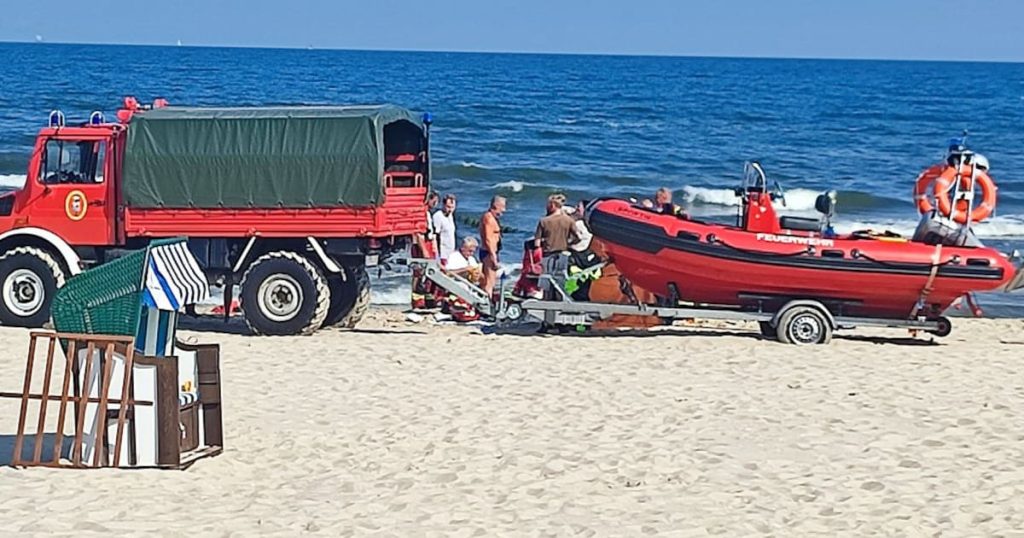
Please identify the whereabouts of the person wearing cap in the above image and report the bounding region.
[563,199,593,252]
[534,193,580,257]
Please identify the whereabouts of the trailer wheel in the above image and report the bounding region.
[323,265,371,329]
[928,316,953,338]
[0,247,66,328]
[504,302,524,322]
[240,251,330,336]
[777,306,832,345]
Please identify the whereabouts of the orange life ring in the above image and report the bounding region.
[913,164,944,214]
[933,164,997,224]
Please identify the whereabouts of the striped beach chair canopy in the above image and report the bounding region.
[143,241,210,311]
[52,238,210,338]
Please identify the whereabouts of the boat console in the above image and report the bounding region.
[735,161,837,236]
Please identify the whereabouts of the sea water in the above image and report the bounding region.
[1,43,1022,313]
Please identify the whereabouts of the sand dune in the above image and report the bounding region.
[2,312,1024,536]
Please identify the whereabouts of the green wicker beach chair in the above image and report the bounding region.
[36,238,221,469]
[52,238,209,354]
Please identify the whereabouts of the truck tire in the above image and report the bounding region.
[240,251,330,336]
[0,247,66,328]
[323,265,371,329]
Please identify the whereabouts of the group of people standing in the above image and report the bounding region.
[419,191,507,291]
[413,186,673,309]
[412,191,507,309]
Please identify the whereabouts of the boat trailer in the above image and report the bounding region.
[400,258,962,345]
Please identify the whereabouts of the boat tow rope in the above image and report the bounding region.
[709,237,810,258]
[909,244,943,319]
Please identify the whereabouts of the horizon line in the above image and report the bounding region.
[2,39,1023,65]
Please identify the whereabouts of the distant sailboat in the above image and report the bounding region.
[177,39,183,47]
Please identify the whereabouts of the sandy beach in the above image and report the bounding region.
[2,311,1024,536]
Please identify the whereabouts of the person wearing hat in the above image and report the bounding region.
[534,193,579,257]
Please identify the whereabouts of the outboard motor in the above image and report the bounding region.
[912,213,983,247]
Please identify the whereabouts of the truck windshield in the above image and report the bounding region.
[41,139,105,185]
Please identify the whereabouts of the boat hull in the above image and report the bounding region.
[588,200,1014,319]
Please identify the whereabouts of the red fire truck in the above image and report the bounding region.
[0,97,430,335]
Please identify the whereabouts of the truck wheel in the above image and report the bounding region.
[0,247,66,328]
[240,251,330,336]
[323,265,371,329]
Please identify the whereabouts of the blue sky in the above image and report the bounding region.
[2,0,1023,61]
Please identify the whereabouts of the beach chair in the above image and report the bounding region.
[2,239,223,469]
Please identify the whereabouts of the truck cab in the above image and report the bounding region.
[1,114,121,247]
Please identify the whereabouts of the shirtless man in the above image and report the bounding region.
[479,195,506,297]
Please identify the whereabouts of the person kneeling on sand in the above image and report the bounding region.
[440,236,484,322]
[447,236,481,282]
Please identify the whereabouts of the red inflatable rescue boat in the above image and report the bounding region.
[587,162,1022,321]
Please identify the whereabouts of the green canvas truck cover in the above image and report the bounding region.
[122,105,423,209]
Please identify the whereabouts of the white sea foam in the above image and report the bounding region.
[0,174,26,189]
[372,282,414,305]
[492,180,531,193]
[834,215,1024,238]
[681,185,822,211]
[460,161,489,169]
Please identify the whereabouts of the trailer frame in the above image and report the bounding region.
[404,258,950,345]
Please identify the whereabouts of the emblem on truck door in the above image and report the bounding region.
[65,190,88,221]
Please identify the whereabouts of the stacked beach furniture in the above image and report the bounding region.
[2,239,223,469]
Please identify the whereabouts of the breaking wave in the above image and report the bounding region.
[681,185,824,211]
[0,174,26,189]
[490,180,565,194]
[680,185,899,212]
[491,180,531,193]
[834,215,1024,238]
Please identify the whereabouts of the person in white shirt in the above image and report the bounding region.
[447,236,480,272]
[432,194,457,262]
[564,200,593,252]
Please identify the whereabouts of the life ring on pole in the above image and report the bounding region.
[913,164,944,214]
[933,165,997,224]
